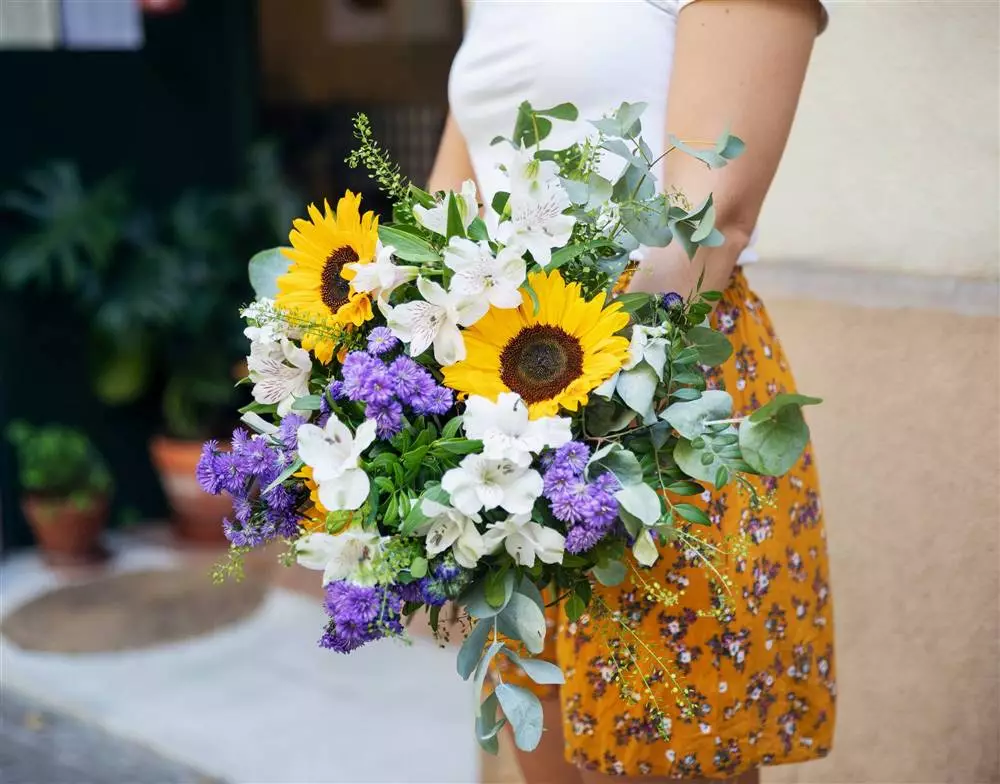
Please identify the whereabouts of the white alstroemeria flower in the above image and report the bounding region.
[346,243,418,300]
[416,500,487,569]
[296,414,376,511]
[441,454,543,516]
[482,513,565,568]
[462,392,571,467]
[623,324,670,379]
[444,238,526,309]
[295,528,385,586]
[242,298,284,345]
[385,277,488,366]
[507,146,560,197]
[247,338,312,416]
[413,179,478,236]
[496,178,576,268]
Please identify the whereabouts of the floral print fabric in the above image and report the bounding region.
[505,269,837,779]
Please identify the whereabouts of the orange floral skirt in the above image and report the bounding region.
[502,269,837,778]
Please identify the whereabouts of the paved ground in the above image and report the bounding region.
[1,689,222,784]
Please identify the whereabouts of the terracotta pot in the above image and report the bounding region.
[149,436,231,546]
[21,494,110,566]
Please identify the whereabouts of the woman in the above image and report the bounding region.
[428,1,835,782]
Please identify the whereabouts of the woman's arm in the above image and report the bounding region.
[628,0,823,297]
[427,113,477,194]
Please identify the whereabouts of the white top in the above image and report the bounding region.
[449,0,828,265]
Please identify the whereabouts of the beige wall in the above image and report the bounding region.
[759,1,1000,280]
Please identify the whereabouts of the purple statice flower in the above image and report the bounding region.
[214,452,249,496]
[412,385,453,416]
[566,524,607,554]
[592,471,620,494]
[230,427,251,454]
[388,356,435,403]
[662,291,684,311]
[277,413,306,452]
[237,437,277,477]
[196,440,224,495]
[554,441,590,475]
[367,327,399,356]
[543,463,578,500]
[366,398,404,439]
[341,351,382,401]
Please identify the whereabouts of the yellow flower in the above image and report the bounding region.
[295,465,355,534]
[443,269,630,418]
[276,191,378,363]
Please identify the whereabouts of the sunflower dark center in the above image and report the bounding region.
[499,325,584,404]
[321,246,360,312]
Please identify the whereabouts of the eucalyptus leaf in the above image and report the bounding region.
[565,594,586,622]
[496,592,547,655]
[615,482,664,525]
[686,326,733,367]
[632,529,659,566]
[377,225,439,262]
[463,572,516,619]
[592,560,627,586]
[674,503,711,525]
[588,445,643,486]
[495,683,544,752]
[749,393,823,423]
[674,437,727,486]
[613,292,655,314]
[621,199,673,246]
[501,648,566,684]
[537,102,579,121]
[616,364,659,424]
[263,457,303,495]
[248,247,290,299]
[473,640,505,716]
[739,404,810,476]
[475,691,506,754]
[661,390,734,440]
[290,395,323,412]
[613,162,654,203]
[458,620,491,680]
[669,134,729,169]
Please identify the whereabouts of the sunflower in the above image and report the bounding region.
[276,191,378,363]
[443,269,631,418]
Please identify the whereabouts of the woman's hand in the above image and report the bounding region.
[629,0,823,299]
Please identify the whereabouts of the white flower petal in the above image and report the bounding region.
[433,321,467,366]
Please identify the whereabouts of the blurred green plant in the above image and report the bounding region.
[2,142,299,440]
[6,421,113,505]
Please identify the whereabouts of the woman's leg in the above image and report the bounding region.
[511,696,582,784]
[580,768,760,784]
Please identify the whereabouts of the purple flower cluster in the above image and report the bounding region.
[396,553,473,607]
[196,425,304,547]
[542,441,621,554]
[335,350,453,439]
[661,291,684,311]
[320,581,403,654]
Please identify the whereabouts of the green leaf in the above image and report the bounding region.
[674,436,726,486]
[739,404,811,476]
[669,134,730,169]
[458,620,491,680]
[410,556,428,579]
[621,199,673,246]
[674,503,711,525]
[517,577,545,615]
[512,101,553,147]
[473,640,505,714]
[467,216,489,242]
[592,560,627,586]
[475,690,506,754]
[485,568,510,608]
[463,572,516,619]
[714,465,731,488]
[565,594,586,621]
[614,483,664,526]
[690,199,716,243]
[548,238,616,271]
[588,445,643,486]
[537,102,578,121]
[590,101,647,137]
[686,326,733,367]
[616,364,659,423]
[613,162,654,203]
[613,292,655,314]
[495,683,544,752]
[496,592,547,655]
[665,480,704,496]
[290,394,323,412]
[670,388,702,402]
[434,438,484,455]
[378,225,440,262]
[491,191,510,216]
[582,397,635,436]
[522,278,541,315]
[749,393,823,424]
[446,192,466,240]
[601,138,643,166]
[715,131,746,161]
[500,649,566,684]
[263,457,303,495]
[441,416,464,439]
[248,248,291,299]
[661,390,733,440]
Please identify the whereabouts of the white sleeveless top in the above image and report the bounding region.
[449,0,828,265]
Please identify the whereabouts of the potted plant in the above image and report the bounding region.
[2,145,298,545]
[6,421,113,565]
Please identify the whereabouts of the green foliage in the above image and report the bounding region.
[344,113,410,201]
[6,421,112,502]
[739,403,812,476]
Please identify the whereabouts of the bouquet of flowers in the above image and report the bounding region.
[200,102,819,753]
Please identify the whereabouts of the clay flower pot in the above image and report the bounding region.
[21,494,110,566]
[149,436,231,546]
